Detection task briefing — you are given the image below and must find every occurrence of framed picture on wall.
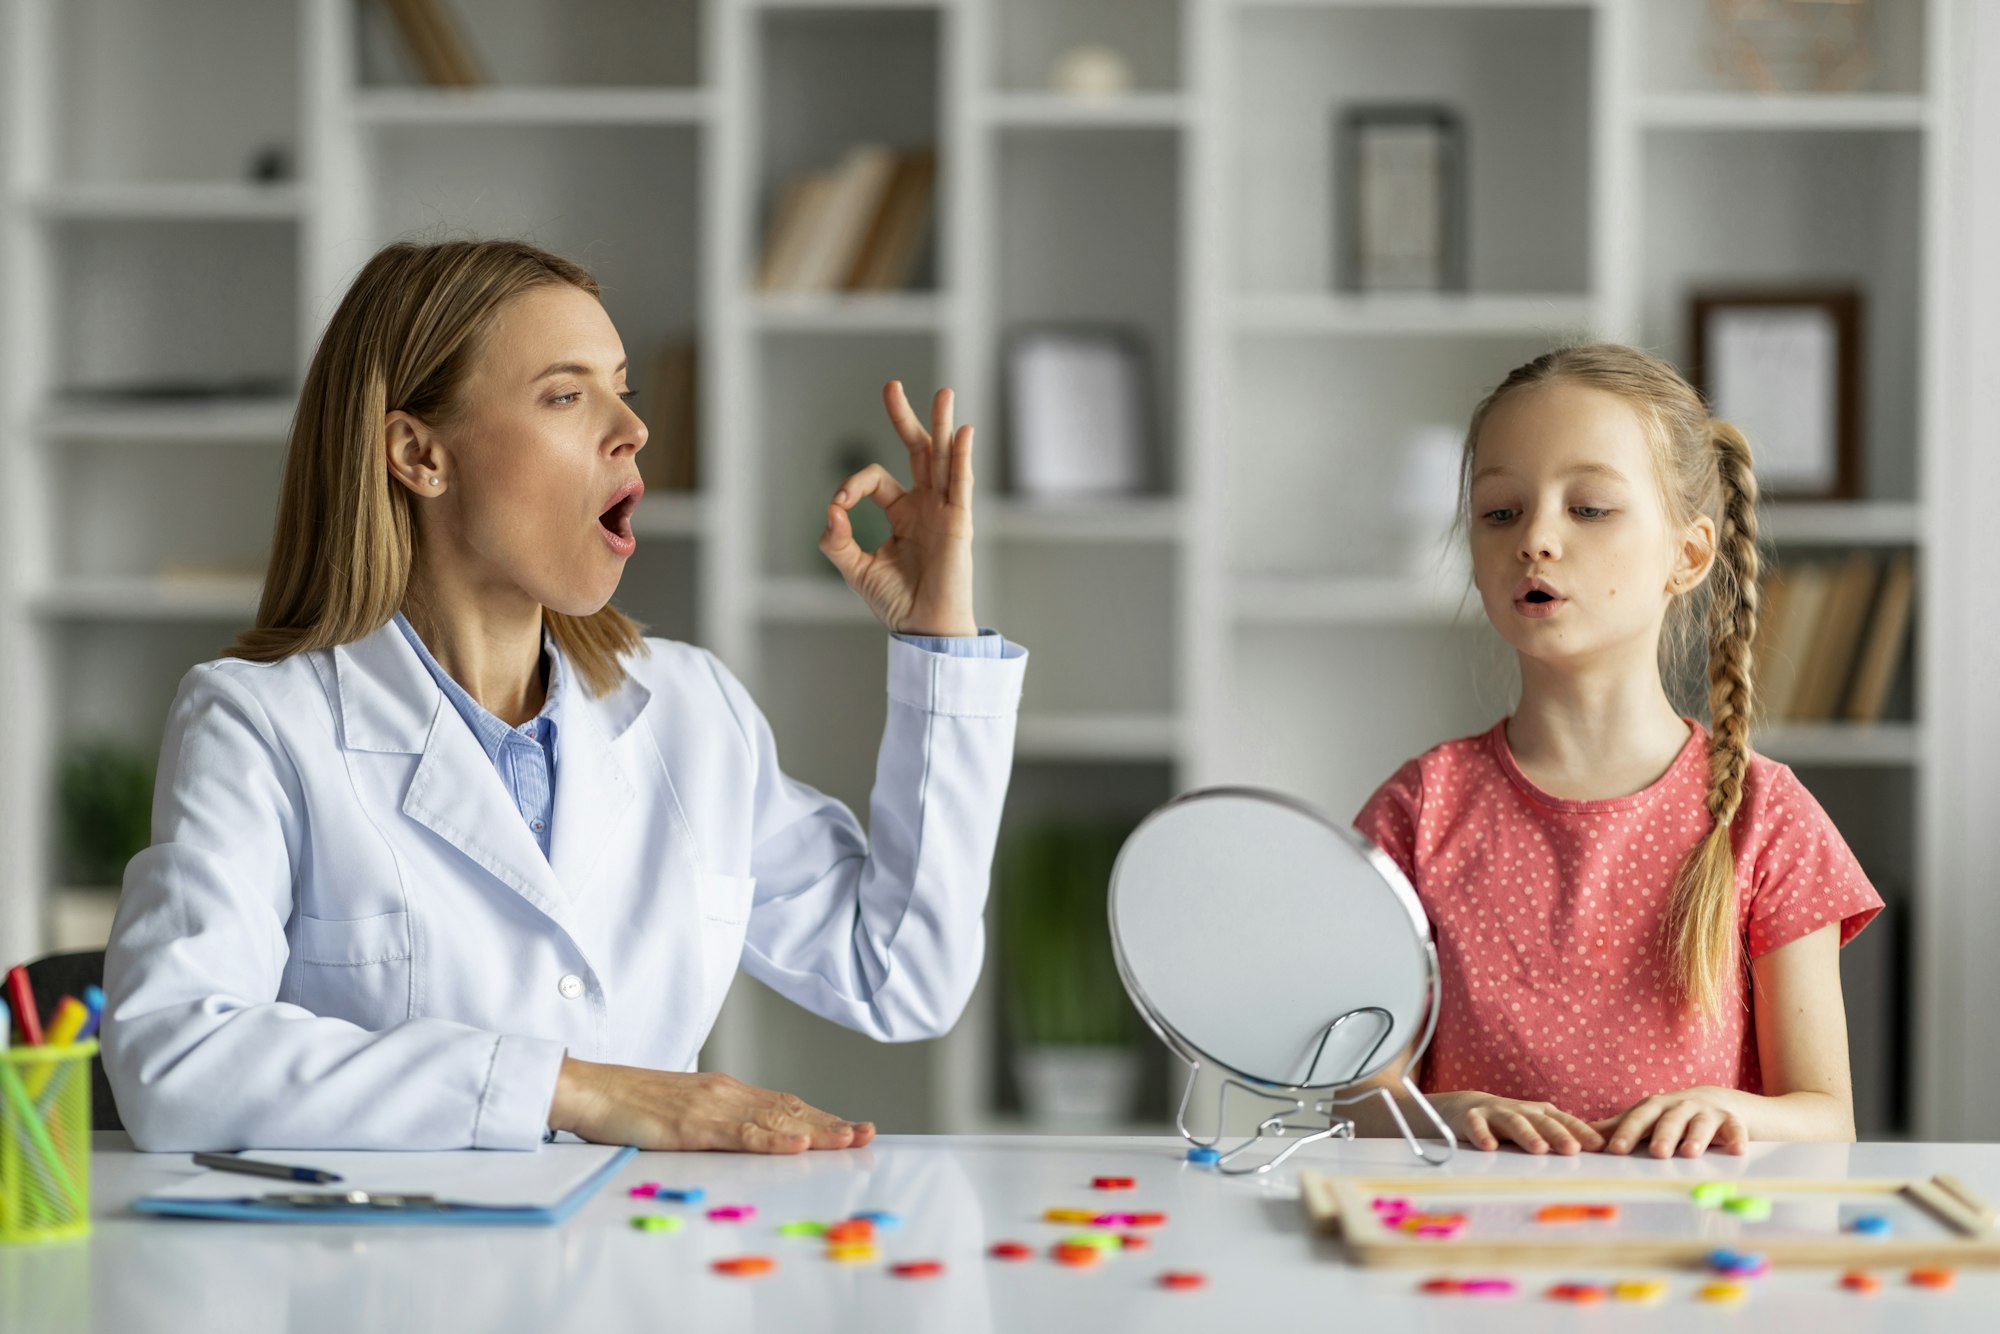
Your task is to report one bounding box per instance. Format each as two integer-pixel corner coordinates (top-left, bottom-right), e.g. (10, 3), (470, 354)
(1003, 326), (1154, 498)
(1335, 104), (1467, 293)
(1690, 289), (1863, 500)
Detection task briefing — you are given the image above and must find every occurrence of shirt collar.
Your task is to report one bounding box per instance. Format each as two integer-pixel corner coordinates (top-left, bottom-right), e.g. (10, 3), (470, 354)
(393, 611), (563, 762)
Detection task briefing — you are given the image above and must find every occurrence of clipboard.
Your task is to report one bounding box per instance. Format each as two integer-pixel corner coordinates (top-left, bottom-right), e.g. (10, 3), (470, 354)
(133, 1144), (636, 1226)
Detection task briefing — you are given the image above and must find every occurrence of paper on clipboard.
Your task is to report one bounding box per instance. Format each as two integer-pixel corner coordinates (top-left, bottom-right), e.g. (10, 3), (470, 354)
(135, 1144), (635, 1224)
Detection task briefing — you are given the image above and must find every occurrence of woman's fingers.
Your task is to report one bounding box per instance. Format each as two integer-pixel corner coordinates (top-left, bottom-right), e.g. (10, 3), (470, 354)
(819, 464), (906, 579)
(929, 387), (954, 489)
(737, 1119), (812, 1155)
(946, 425), (975, 509)
(883, 381), (933, 490)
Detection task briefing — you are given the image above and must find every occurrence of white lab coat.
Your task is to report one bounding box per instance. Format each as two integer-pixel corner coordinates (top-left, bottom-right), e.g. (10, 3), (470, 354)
(102, 622), (1025, 1151)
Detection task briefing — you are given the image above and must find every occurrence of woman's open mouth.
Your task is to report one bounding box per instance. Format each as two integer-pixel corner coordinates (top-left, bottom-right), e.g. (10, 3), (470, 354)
(597, 480), (643, 558)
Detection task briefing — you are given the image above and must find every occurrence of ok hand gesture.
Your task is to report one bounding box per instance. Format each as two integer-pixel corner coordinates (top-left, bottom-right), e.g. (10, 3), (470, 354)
(818, 382), (977, 638)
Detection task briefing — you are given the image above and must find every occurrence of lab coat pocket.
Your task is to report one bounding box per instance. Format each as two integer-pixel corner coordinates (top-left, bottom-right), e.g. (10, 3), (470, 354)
(290, 910), (414, 1028)
(696, 871), (755, 1005)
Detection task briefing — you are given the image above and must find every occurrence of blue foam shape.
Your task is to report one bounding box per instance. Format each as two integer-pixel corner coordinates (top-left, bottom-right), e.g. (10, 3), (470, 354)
(853, 1210), (901, 1229)
(1186, 1147), (1221, 1165)
(1852, 1214), (1892, 1236)
(657, 1188), (705, 1203)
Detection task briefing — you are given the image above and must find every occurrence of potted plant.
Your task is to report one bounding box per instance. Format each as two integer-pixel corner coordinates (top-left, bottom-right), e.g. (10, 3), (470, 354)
(997, 821), (1143, 1128)
(57, 738), (155, 888)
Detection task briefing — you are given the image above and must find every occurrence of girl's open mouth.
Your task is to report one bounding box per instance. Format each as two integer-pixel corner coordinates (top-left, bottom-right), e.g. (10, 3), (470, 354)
(1513, 578), (1565, 618)
(597, 483), (642, 557)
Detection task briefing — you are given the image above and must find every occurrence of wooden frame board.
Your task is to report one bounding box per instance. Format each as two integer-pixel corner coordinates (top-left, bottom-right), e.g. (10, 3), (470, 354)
(1300, 1172), (2000, 1268)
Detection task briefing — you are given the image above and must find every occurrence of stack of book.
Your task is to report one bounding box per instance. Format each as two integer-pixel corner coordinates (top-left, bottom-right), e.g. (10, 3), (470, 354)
(757, 146), (937, 294)
(1753, 551), (1916, 725)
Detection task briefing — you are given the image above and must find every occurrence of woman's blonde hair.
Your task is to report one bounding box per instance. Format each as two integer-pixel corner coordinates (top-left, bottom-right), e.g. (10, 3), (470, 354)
(1461, 344), (1760, 1020)
(230, 239), (645, 696)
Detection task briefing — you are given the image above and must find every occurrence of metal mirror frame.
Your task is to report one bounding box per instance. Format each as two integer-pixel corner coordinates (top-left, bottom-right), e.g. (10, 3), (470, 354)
(1108, 787), (1457, 1175)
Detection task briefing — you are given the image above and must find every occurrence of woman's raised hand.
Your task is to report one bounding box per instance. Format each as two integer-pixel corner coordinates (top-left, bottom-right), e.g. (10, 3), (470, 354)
(818, 382), (977, 637)
(549, 1056), (876, 1154)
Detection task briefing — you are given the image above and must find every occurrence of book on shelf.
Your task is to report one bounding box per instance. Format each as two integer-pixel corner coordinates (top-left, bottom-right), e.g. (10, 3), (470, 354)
(380, 0), (485, 88)
(1752, 551), (1916, 728)
(639, 339), (699, 494)
(756, 146), (936, 294)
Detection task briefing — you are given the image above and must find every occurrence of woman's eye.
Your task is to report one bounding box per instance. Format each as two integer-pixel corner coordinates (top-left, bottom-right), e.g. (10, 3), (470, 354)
(549, 391), (580, 406)
(618, 389), (637, 403)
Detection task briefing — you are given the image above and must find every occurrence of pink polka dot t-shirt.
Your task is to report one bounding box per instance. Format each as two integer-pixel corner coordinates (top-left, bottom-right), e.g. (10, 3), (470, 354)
(1354, 719), (1882, 1121)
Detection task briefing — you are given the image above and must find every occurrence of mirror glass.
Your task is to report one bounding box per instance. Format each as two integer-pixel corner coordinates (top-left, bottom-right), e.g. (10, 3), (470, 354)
(1109, 788), (1437, 1090)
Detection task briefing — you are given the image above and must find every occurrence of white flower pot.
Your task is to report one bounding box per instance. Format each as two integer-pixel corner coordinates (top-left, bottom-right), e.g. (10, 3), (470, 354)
(1014, 1044), (1142, 1129)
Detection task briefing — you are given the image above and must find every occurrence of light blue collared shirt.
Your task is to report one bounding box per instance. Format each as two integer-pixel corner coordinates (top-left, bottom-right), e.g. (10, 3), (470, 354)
(396, 614), (1017, 862)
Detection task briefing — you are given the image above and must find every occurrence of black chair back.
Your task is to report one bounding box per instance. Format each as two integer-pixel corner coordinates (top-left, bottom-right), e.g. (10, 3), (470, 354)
(21, 948), (122, 1132)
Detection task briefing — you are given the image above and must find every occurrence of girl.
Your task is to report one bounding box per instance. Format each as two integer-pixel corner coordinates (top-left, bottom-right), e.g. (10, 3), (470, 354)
(1355, 344), (1882, 1158)
(103, 239), (1026, 1153)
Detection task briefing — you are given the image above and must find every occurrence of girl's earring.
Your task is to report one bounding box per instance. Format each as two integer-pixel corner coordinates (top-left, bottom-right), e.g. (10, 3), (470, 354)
(428, 478), (441, 487)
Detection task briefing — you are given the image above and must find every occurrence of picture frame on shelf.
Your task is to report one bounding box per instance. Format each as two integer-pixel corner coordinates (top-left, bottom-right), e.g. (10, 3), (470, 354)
(1335, 103), (1467, 293)
(1003, 325), (1155, 498)
(1690, 288), (1863, 500)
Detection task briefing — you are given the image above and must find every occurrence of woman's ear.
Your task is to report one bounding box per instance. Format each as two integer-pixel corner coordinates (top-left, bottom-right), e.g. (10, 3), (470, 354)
(385, 409), (450, 497)
(1670, 514), (1718, 594)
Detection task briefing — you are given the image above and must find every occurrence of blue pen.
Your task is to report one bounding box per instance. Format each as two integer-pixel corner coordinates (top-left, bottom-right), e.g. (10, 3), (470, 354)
(192, 1152), (344, 1185)
(1, 997), (10, 1050)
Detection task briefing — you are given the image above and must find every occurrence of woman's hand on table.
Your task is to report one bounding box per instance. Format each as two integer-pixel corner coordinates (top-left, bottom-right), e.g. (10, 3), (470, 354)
(818, 381), (978, 638)
(1590, 1086), (1749, 1158)
(1427, 1090), (1606, 1155)
(549, 1056), (876, 1153)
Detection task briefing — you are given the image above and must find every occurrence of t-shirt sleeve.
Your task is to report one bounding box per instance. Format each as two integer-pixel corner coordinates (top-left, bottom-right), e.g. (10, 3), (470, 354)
(1742, 764), (1885, 959)
(1354, 758), (1424, 885)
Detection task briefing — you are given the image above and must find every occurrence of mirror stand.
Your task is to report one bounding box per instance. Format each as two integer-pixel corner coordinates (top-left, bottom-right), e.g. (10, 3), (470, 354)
(1175, 1006), (1457, 1175)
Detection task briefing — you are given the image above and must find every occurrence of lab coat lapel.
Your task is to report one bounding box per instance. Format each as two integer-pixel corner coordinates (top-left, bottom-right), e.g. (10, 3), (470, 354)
(547, 677), (641, 901)
(334, 621), (570, 926)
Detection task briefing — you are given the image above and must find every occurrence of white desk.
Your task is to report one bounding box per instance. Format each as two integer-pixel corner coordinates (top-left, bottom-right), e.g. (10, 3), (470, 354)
(4, 1134), (1998, 1332)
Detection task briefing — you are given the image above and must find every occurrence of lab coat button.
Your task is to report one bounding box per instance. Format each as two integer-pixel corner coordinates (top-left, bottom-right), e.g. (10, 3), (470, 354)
(558, 973), (584, 1000)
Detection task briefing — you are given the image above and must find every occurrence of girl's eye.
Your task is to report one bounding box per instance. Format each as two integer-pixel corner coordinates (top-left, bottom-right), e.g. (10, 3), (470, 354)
(1572, 506), (1612, 520)
(1481, 508), (1519, 524)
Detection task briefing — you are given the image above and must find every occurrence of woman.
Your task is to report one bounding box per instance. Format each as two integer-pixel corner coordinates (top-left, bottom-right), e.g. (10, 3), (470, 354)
(102, 240), (1026, 1152)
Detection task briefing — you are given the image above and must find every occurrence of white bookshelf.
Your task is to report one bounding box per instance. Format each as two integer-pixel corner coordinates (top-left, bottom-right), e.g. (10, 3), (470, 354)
(0, 0), (1983, 1140)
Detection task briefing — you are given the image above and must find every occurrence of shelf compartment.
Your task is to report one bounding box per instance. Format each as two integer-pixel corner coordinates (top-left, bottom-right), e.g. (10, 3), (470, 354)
(992, 543), (1176, 717)
(1227, 331), (1551, 580)
(1233, 293), (1596, 338)
(49, 0), (300, 186)
(354, 88), (713, 126)
(1635, 1), (1927, 98)
(357, 0), (703, 90)
(1231, 3), (1594, 296)
(1221, 622), (1497, 829)
(991, 0), (1183, 93)
(994, 125), (1182, 495)
(27, 182), (306, 221)
(756, 576), (876, 625)
(630, 493), (707, 539)
(370, 124), (701, 391)
(49, 218), (300, 403)
(1639, 128), (1924, 503)
(612, 533), (701, 646)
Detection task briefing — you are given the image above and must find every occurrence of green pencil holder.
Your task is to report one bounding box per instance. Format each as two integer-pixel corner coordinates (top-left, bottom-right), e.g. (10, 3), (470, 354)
(0, 1041), (95, 1244)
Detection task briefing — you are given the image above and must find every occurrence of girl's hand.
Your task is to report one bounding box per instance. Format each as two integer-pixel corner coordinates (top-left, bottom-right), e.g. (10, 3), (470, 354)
(1427, 1090), (1606, 1155)
(818, 381), (977, 637)
(549, 1056), (876, 1154)
(1590, 1086), (1748, 1157)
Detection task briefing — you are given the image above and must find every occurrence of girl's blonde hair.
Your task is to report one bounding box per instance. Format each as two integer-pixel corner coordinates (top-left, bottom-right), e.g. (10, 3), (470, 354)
(1462, 343), (1760, 1020)
(230, 239), (645, 697)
